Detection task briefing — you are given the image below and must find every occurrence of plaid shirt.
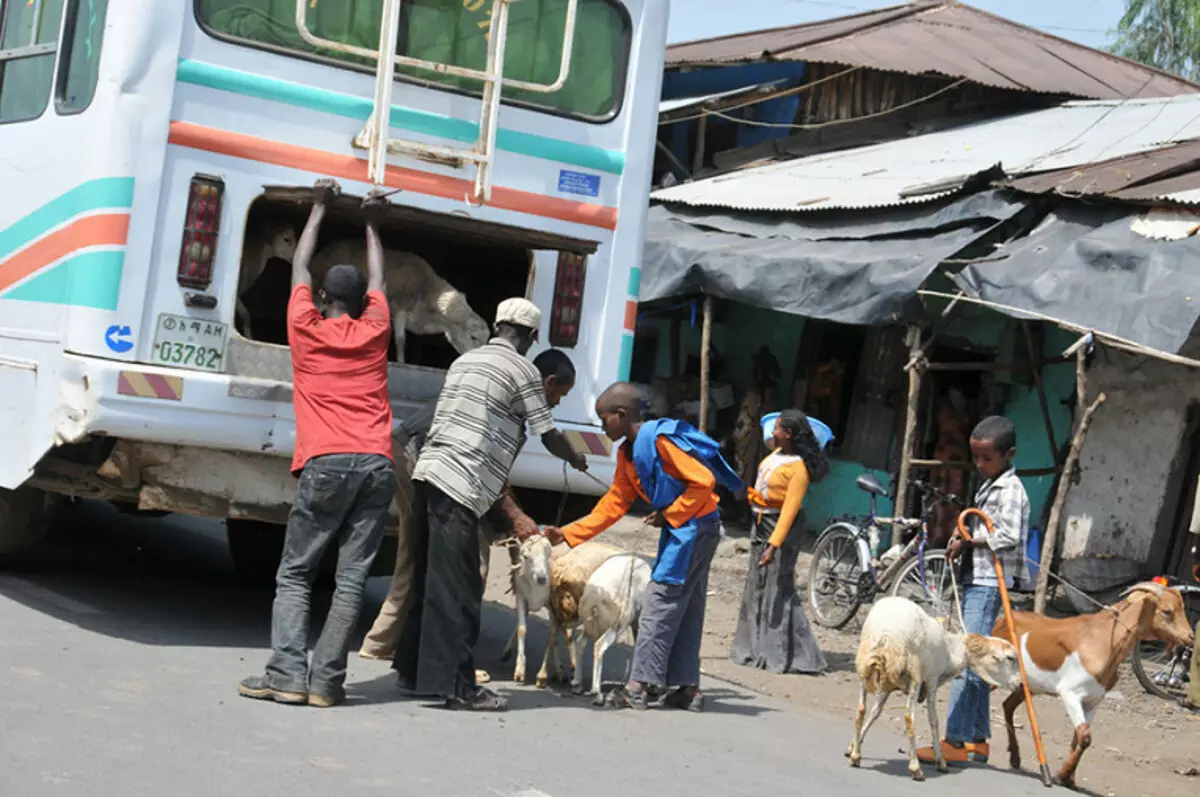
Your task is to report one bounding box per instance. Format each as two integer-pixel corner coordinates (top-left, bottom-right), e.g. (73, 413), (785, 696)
(963, 467), (1030, 589)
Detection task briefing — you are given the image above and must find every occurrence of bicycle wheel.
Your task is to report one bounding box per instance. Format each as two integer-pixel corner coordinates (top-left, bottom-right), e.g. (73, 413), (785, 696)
(1132, 604), (1197, 702)
(808, 524), (869, 630)
(891, 549), (955, 617)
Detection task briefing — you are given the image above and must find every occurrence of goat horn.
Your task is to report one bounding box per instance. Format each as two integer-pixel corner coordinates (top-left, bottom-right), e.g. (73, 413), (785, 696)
(1121, 581), (1167, 599)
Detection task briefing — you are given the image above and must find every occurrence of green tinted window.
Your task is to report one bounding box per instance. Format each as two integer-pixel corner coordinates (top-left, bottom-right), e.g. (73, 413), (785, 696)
(0, 0), (65, 123)
(196, 0), (629, 119)
(58, 0), (108, 113)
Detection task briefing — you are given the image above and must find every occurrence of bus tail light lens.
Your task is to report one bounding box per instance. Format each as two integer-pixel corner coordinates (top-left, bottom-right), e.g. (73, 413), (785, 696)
(549, 252), (586, 347)
(177, 176), (224, 290)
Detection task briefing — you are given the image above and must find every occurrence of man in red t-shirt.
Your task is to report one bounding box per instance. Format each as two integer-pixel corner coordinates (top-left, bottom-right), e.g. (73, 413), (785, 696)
(239, 179), (395, 709)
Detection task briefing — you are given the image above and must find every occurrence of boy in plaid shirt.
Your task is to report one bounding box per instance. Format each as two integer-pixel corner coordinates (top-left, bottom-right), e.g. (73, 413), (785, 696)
(920, 415), (1029, 765)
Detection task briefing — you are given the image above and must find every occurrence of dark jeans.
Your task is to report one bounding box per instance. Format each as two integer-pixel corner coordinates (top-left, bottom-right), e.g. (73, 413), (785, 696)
(393, 481), (483, 699)
(264, 453), (394, 698)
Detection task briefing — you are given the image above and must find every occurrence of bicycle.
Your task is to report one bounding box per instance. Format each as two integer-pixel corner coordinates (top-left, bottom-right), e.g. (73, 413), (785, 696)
(1130, 576), (1199, 703)
(807, 474), (960, 630)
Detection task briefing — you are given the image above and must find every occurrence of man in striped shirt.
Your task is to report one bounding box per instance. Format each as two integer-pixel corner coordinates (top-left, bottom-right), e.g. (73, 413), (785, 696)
(394, 298), (587, 711)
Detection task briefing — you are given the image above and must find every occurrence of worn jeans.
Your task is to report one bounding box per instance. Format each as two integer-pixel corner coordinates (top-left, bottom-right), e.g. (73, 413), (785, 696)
(265, 453), (394, 698)
(630, 514), (722, 688)
(946, 584), (1004, 742)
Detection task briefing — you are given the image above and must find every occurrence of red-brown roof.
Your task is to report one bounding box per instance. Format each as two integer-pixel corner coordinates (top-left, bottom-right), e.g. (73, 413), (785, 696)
(665, 1), (1198, 100)
(1006, 139), (1200, 204)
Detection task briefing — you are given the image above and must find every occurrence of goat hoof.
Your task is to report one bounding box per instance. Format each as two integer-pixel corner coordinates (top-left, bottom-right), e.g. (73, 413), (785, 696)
(513, 671), (525, 683)
(535, 676), (548, 689)
(910, 768), (925, 782)
(591, 693), (605, 707)
(570, 683), (585, 696)
(1009, 757), (1021, 771)
(848, 755), (861, 768)
(936, 761), (949, 774)
(1054, 776), (1076, 790)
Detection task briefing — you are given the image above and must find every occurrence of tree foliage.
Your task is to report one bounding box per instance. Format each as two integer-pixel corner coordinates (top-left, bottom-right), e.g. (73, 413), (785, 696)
(1111, 0), (1200, 81)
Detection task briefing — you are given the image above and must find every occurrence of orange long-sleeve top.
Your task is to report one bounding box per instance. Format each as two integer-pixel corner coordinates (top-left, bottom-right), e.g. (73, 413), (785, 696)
(562, 437), (719, 547)
(746, 451), (811, 548)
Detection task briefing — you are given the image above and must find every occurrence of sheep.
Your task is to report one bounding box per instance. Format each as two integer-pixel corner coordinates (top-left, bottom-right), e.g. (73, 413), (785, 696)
(572, 553), (651, 704)
(308, 239), (490, 362)
(997, 581), (1195, 788)
(536, 541), (624, 688)
(846, 596), (1023, 781)
(237, 221), (298, 338)
(497, 535), (554, 684)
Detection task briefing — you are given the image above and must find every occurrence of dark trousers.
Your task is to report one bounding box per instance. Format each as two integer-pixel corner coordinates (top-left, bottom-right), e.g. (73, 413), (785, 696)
(393, 481), (483, 699)
(265, 453), (394, 698)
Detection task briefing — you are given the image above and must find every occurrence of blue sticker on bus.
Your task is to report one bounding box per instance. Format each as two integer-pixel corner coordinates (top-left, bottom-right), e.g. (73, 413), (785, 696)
(557, 169), (601, 198)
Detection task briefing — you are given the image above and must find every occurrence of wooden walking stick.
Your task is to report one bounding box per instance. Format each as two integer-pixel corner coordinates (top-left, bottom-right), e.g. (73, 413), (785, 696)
(956, 508), (1053, 788)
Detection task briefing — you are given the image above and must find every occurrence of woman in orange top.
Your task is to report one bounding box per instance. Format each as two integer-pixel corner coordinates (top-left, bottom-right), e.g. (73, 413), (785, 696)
(731, 409), (829, 674)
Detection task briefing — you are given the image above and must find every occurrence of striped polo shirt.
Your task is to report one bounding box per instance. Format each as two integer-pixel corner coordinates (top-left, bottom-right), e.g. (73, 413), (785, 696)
(412, 337), (555, 517)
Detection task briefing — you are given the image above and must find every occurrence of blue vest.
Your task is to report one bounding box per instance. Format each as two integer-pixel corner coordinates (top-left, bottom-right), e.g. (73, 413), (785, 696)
(631, 419), (744, 584)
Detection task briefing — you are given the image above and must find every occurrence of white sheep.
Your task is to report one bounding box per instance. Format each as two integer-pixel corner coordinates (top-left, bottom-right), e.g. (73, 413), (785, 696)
(846, 596), (1023, 781)
(498, 535), (554, 684)
(237, 221), (297, 338)
(537, 541), (624, 688)
(572, 553), (651, 704)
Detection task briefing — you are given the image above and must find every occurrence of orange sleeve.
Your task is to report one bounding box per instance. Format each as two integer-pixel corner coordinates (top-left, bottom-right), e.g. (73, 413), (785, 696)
(562, 453), (639, 546)
(656, 437), (717, 529)
(768, 461), (810, 548)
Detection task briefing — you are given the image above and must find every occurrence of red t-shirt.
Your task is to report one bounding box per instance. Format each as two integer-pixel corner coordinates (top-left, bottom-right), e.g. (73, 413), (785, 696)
(287, 284), (393, 474)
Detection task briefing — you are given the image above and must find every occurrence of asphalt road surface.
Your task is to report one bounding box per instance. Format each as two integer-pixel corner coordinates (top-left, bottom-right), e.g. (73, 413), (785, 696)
(0, 501), (1056, 797)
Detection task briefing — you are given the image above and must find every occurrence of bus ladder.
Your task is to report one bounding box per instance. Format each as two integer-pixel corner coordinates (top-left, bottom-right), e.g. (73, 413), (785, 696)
(294, 0), (580, 204)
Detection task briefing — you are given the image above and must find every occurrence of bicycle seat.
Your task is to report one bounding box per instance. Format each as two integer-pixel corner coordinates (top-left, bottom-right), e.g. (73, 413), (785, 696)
(855, 473), (887, 497)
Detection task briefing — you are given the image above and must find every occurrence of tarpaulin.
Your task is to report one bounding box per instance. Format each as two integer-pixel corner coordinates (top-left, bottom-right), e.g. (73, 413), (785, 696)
(640, 190), (1027, 325)
(955, 203), (1200, 354)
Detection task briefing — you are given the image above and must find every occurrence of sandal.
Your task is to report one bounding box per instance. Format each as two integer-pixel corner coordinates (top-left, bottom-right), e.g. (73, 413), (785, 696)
(605, 685), (649, 711)
(662, 687), (704, 712)
(444, 686), (507, 712)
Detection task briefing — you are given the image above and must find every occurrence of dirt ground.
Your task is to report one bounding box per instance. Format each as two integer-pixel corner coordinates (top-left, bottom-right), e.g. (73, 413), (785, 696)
(498, 515), (1199, 797)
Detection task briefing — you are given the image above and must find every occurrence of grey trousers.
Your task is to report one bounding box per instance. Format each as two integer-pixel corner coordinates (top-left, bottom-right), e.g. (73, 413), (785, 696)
(265, 453), (394, 699)
(630, 514), (722, 688)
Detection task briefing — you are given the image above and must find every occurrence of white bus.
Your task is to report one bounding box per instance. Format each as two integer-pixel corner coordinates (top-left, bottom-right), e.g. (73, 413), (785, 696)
(0, 0), (668, 572)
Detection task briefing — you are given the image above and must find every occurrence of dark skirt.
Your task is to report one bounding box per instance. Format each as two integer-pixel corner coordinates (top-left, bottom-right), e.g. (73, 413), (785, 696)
(730, 511), (828, 675)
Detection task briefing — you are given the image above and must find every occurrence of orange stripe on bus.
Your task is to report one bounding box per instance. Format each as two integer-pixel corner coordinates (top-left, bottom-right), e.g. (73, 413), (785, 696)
(624, 299), (638, 331)
(167, 122), (618, 231)
(0, 214), (130, 294)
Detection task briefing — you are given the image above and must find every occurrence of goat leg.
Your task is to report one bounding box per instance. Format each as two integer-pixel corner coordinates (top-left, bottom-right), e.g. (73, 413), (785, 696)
(536, 615), (557, 689)
(925, 681), (947, 774)
(513, 594), (527, 683)
(1002, 689), (1025, 770)
(847, 685), (868, 766)
(590, 629), (618, 704)
(391, 309), (407, 365)
(849, 690), (889, 766)
(570, 628), (588, 695)
(1055, 723), (1091, 789)
(500, 628), (516, 662)
(553, 626), (571, 683)
(906, 689), (925, 781)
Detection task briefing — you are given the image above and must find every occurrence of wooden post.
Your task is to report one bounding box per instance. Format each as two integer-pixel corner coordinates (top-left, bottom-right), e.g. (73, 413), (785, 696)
(1022, 322), (1060, 465)
(1034, 345), (1104, 615)
(698, 295), (713, 434)
(893, 326), (923, 518)
(692, 113), (709, 176)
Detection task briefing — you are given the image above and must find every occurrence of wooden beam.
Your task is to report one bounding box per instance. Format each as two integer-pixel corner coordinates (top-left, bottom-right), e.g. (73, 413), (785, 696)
(1034, 345), (1105, 615)
(893, 326), (923, 517)
(698, 295), (713, 434)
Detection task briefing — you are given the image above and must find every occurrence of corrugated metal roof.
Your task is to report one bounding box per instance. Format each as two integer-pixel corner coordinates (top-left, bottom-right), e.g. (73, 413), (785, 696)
(1006, 140), (1200, 198)
(651, 95), (1200, 212)
(666, 2), (1198, 100)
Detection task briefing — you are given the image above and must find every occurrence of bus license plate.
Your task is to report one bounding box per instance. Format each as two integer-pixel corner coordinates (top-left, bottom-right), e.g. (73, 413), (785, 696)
(152, 313), (228, 372)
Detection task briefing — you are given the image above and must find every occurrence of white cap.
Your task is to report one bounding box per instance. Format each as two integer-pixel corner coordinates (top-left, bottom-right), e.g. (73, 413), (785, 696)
(495, 298), (542, 330)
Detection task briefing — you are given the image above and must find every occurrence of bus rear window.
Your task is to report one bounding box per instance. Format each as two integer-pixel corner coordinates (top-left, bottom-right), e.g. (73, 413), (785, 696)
(195, 0), (630, 120)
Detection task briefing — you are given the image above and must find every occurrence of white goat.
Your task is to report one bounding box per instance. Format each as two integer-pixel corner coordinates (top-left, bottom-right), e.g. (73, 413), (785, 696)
(572, 553), (651, 704)
(846, 596), (1023, 781)
(237, 221), (298, 338)
(308, 239), (490, 362)
(497, 535), (554, 684)
(537, 541), (623, 688)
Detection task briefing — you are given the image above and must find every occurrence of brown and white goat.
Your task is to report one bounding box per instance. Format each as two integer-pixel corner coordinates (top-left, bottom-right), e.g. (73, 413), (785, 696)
(996, 581), (1195, 788)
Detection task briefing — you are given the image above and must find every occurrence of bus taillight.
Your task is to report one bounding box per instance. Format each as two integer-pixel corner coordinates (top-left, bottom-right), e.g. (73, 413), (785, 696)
(177, 176), (224, 290)
(550, 252), (587, 347)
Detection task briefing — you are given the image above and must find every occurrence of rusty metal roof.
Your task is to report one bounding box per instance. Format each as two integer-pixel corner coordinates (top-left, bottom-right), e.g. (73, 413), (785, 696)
(665, 1), (1198, 100)
(650, 95), (1200, 212)
(1006, 140), (1200, 201)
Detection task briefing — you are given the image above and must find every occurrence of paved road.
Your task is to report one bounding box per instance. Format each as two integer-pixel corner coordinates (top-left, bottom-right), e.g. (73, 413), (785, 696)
(0, 501), (1055, 797)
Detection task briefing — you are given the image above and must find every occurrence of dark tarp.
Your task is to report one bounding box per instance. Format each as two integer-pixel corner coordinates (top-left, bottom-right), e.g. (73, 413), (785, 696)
(640, 190), (1027, 325)
(955, 204), (1200, 355)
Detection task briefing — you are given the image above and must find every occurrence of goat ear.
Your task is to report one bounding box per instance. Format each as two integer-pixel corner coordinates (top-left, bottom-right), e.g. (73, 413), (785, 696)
(1121, 581), (1166, 600)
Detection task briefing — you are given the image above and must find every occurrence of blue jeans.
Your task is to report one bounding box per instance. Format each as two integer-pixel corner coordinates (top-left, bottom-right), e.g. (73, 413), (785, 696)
(945, 584), (1003, 743)
(265, 453), (395, 699)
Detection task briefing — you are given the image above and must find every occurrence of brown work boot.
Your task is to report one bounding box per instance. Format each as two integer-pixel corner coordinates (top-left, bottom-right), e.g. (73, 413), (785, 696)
(916, 740), (969, 765)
